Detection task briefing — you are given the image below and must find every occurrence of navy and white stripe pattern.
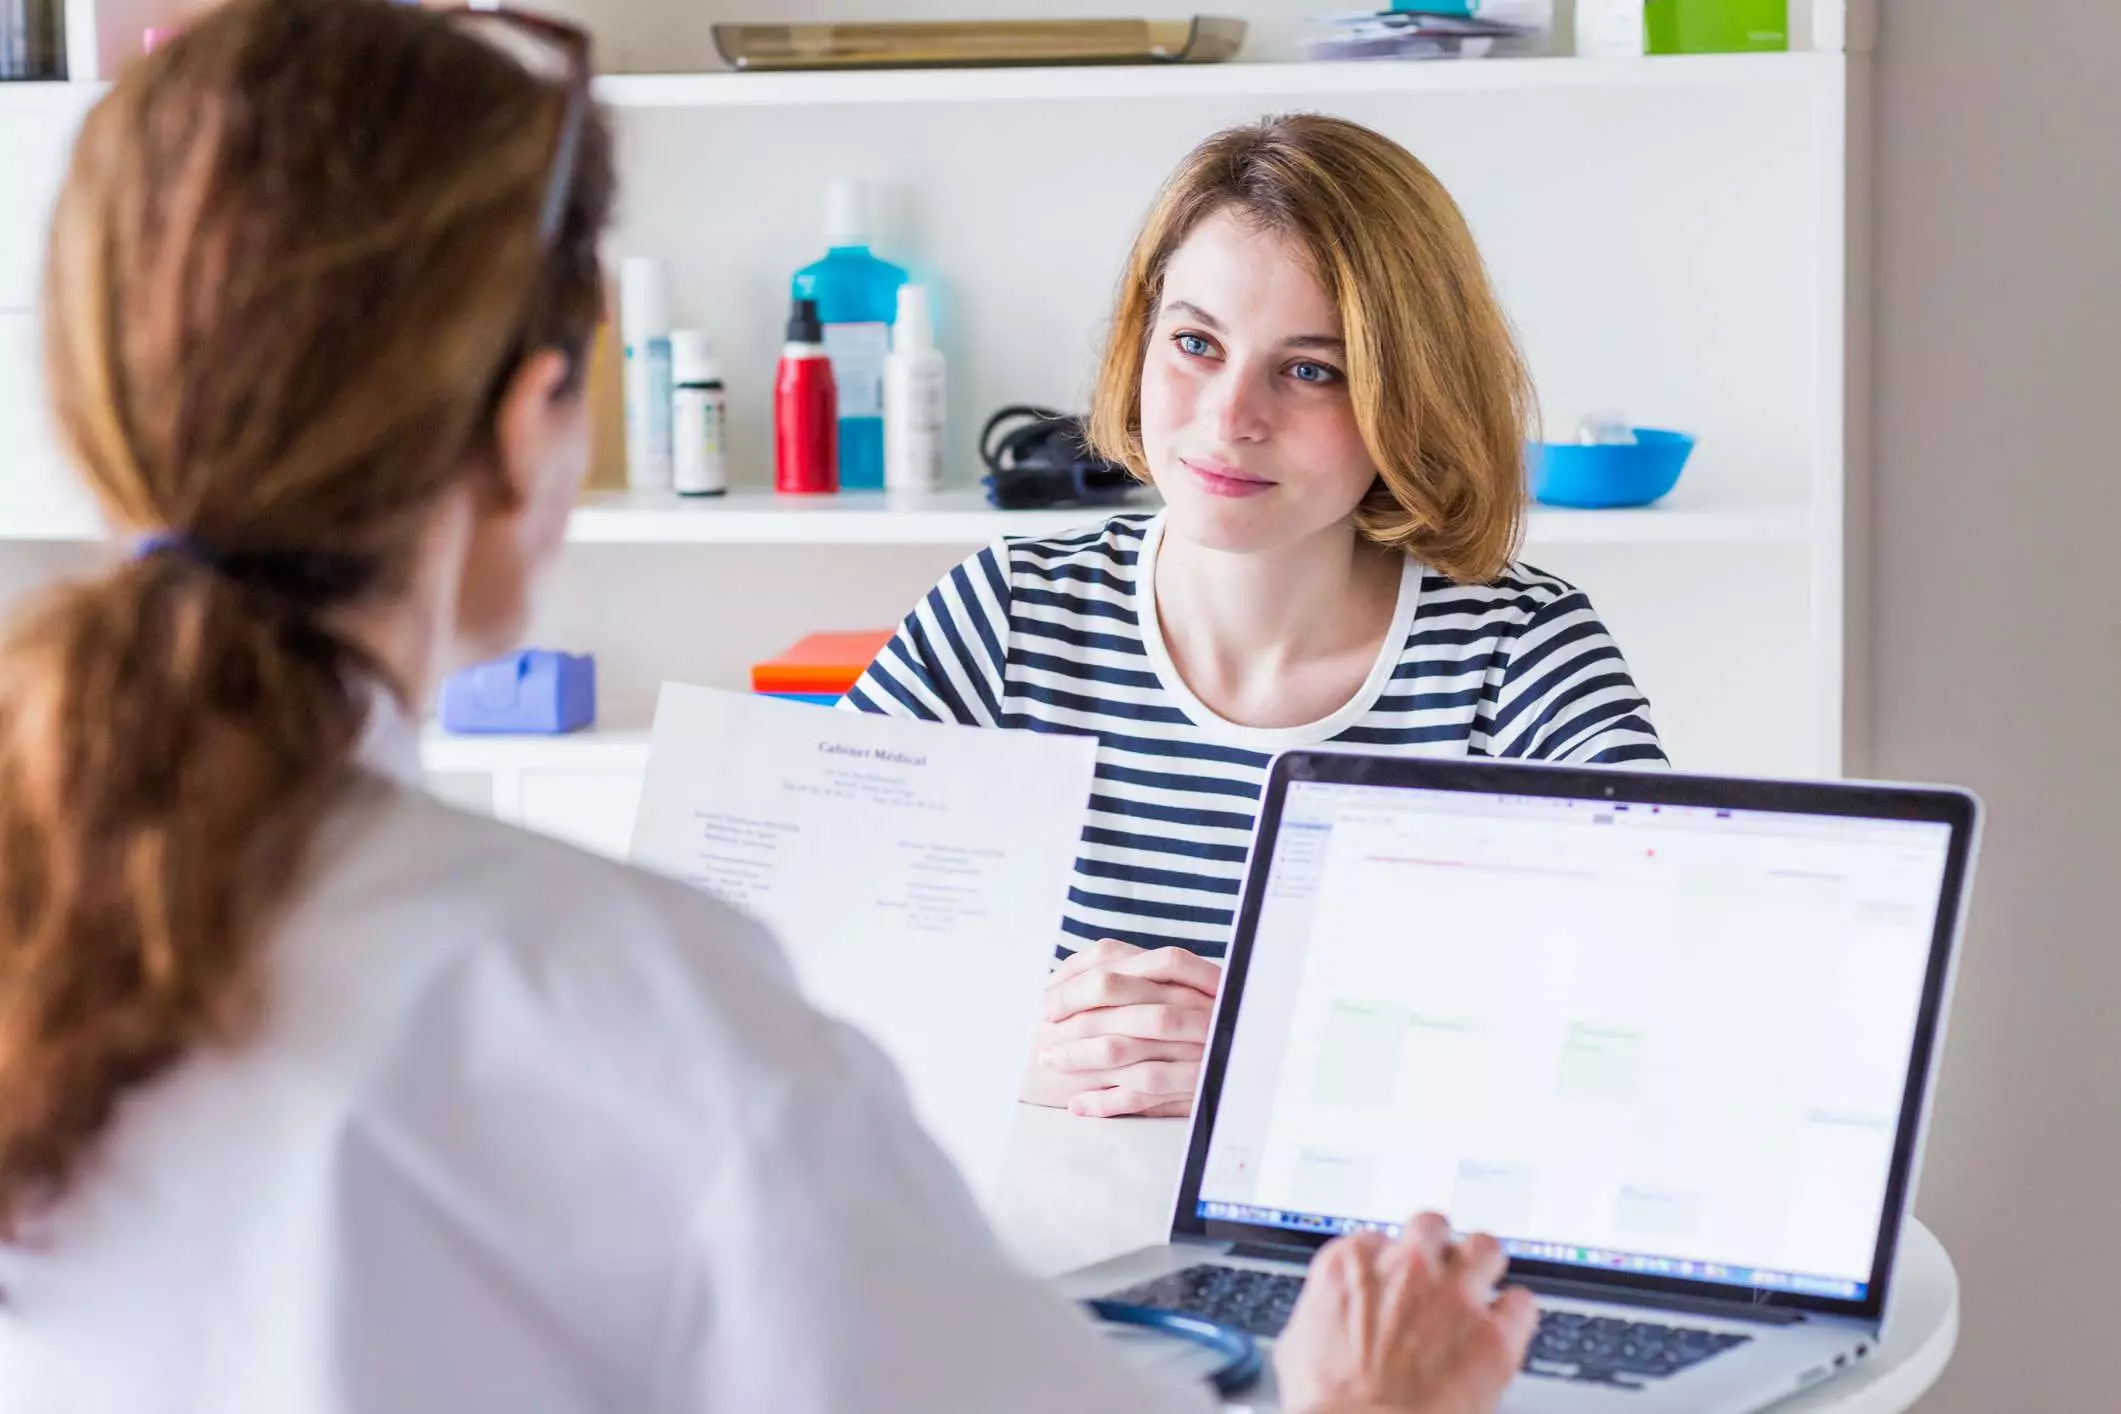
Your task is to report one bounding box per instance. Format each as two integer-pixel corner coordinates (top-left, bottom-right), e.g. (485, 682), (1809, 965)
(845, 514), (1664, 960)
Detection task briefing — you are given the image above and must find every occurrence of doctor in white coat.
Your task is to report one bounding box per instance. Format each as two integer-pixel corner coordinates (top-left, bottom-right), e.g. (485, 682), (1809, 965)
(0, 2), (1537, 1411)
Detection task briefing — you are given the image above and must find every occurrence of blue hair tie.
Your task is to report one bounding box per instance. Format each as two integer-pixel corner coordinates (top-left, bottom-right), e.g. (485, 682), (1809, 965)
(133, 532), (216, 568)
(129, 533), (375, 611)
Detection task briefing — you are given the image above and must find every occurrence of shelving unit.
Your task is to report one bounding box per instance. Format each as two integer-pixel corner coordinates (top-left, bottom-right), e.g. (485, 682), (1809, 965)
(593, 50), (1827, 107)
(0, 482), (1813, 548)
(570, 489), (1153, 546)
(0, 0), (1873, 848)
(566, 484), (1817, 547)
(421, 714), (655, 777)
(421, 713), (655, 860)
(0, 48), (1837, 111)
(0, 82), (95, 114)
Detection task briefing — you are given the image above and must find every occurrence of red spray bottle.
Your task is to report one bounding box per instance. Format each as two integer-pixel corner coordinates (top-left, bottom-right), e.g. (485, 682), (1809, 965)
(775, 297), (838, 495)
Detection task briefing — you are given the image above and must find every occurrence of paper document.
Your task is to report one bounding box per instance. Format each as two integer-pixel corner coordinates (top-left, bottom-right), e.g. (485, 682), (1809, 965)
(629, 685), (1098, 1199)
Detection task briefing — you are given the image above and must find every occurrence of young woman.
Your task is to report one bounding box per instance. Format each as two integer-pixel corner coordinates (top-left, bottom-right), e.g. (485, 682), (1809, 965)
(848, 116), (1666, 1120)
(0, 3), (1535, 1410)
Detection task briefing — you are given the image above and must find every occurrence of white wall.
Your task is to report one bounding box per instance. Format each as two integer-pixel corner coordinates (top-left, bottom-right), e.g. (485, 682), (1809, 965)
(1868, 2), (2121, 1408)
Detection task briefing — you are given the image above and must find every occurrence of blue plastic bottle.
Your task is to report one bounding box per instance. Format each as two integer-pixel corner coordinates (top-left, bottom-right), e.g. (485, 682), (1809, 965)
(791, 179), (907, 492)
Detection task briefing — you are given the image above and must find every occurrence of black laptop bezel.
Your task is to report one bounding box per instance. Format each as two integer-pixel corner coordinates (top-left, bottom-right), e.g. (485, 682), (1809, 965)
(1169, 751), (1979, 1325)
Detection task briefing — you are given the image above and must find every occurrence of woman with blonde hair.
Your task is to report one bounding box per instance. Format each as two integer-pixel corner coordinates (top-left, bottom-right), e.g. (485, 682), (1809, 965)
(849, 115), (1664, 1120)
(0, 3), (1535, 1410)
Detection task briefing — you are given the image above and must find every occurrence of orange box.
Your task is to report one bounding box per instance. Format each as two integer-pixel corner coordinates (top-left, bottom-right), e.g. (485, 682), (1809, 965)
(750, 630), (895, 696)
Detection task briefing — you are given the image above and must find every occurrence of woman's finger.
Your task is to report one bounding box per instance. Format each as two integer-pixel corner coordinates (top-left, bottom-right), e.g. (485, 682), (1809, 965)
(1495, 1285), (1541, 1353)
(1046, 1000), (1213, 1045)
(1039, 1034), (1200, 1073)
(1068, 1086), (1164, 1118)
(1045, 971), (1205, 1022)
(1106, 1058), (1200, 1099)
(1110, 945), (1222, 997)
(1045, 938), (1139, 990)
(1402, 1212), (1452, 1269)
(1450, 1231), (1509, 1296)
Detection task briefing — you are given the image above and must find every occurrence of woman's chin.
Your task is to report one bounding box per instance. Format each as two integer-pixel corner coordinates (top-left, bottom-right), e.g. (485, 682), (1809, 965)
(1158, 499), (1292, 556)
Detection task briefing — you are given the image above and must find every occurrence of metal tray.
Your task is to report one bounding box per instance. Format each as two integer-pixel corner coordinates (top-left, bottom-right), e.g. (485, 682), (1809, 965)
(712, 17), (1247, 72)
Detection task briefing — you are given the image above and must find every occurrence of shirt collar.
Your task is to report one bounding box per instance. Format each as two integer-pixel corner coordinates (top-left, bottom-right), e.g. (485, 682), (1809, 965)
(356, 684), (426, 788)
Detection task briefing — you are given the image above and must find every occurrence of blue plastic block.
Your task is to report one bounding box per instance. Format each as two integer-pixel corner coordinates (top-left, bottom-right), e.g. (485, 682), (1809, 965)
(439, 650), (597, 734)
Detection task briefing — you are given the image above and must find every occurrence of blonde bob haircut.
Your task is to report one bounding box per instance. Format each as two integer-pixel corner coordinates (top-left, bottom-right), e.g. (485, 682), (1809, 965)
(1089, 114), (1533, 585)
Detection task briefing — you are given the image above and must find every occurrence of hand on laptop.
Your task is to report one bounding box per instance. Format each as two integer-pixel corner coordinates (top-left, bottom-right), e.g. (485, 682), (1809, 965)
(1022, 939), (1221, 1118)
(1278, 1213), (1538, 1414)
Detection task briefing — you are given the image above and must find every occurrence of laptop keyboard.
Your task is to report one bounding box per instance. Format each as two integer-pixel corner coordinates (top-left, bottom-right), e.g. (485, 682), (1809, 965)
(1107, 1264), (1754, 1388)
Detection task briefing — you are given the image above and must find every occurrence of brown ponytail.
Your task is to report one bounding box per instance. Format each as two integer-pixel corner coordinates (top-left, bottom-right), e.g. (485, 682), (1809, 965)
(0, 0), (614, 1235)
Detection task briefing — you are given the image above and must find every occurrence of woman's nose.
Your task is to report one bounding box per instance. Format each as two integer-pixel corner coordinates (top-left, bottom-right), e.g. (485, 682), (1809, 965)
(1204, 367), (1272, 445)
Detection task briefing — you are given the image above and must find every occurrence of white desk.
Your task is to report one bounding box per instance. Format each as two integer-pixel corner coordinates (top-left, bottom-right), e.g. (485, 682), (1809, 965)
(992, 1104), (1959, 1413)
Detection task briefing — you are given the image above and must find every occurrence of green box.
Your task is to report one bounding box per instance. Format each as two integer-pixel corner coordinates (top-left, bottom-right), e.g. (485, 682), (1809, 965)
(1646, 0), (1789, 53)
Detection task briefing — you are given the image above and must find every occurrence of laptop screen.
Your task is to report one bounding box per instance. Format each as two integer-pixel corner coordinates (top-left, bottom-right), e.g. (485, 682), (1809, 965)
(1193, 778), (1957, 1305)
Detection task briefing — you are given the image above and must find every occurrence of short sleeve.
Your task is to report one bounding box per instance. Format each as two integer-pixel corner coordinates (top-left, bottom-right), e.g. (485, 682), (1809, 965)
(1486, 585), (1667, 766)
(841, 542), (1013, 727)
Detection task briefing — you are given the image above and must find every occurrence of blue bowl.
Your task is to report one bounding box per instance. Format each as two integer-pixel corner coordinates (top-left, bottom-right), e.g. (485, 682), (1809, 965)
(1527, 429), (1695, 509)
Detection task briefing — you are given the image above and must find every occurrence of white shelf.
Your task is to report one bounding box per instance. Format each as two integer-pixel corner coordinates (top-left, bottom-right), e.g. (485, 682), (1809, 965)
(549, 484), (1813, 547)
(0, 486), (1117, 545)
(1527, 489), (1813, 546)
(421, 717), (653, 777)
(0, 83), (98, 115)
(422, 691), (660, 775)
(0, 52), (1838, 118)
(0, 501), (101, 543)
(0, 483), (1813, 548)
(594, 52), (1834, 110)
(565, 487), (1145, 545)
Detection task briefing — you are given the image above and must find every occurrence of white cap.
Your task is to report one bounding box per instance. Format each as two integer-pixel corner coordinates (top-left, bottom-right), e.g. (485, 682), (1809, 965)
(824, 178), (868, 247)
(892, 283), (935, 352)
(618, 257), (671, 340)
(670, 329), (720, 385)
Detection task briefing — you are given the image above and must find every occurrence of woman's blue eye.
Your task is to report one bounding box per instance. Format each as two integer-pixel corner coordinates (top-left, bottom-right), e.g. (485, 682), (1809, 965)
(1175, 333), (1214, 357)
(1290, 361), (1340, 385)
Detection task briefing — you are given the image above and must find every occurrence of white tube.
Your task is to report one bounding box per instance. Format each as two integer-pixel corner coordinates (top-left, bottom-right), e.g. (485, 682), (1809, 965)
(620, 257), (674, 491)
(883, 284), (946, 494)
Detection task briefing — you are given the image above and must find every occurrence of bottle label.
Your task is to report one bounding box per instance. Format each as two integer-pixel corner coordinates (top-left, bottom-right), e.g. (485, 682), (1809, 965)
(625, 340), (674, 488)
(674, 388), (728, 494)
(907, 364), (945, 426)
(885, 360), (947, 492)
(822, 322), (890, 420)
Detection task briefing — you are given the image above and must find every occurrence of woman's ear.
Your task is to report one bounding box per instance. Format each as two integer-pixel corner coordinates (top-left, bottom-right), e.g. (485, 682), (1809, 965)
(487, 347), (591, 561)
(491, 349), (581, 505)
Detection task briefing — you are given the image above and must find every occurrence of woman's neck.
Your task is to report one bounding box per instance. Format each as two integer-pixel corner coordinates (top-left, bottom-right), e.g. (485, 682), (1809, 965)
(1152, 519), (1404, 730)
(329, 487), (476, 713)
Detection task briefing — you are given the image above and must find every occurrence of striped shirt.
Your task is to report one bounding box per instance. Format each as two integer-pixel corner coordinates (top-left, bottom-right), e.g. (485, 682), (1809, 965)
(845, 513), (1665, 960)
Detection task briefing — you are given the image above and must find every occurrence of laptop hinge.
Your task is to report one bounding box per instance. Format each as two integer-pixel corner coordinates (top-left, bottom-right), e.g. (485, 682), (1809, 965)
(1224, 1239), (1318, 1264)
(1519, 1273), (1807, 1326)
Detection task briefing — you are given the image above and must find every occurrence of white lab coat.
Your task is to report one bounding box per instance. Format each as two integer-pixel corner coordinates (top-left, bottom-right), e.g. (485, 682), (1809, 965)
(0, 705), (1209, 1414)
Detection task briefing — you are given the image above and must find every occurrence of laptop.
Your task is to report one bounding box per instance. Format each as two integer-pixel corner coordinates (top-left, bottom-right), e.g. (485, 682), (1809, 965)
(1062, 751), (1980, 1412)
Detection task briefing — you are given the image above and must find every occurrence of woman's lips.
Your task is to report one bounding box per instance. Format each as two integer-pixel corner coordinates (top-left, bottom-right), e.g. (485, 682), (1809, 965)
(1182, 458), (1276, 499)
